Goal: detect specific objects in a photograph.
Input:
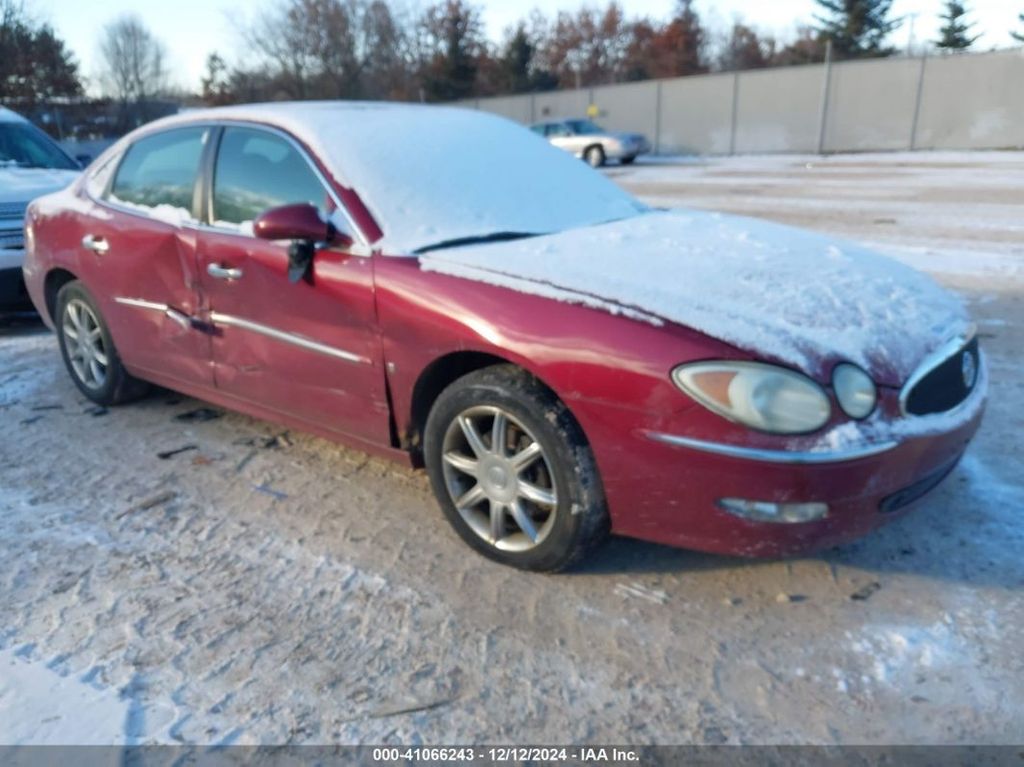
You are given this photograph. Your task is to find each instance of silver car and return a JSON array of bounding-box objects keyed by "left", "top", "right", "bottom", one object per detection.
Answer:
[
  {"left": 530, "top": 118, "right": 650, "bottom": 168},
  {"left": 0, "top": 107, "right": 80, "bottom": 311}
]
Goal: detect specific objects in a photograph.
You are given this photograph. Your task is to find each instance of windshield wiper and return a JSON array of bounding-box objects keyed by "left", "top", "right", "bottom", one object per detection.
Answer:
[{"left": 414, "top": 231, "right": 543, "bottom": 255}]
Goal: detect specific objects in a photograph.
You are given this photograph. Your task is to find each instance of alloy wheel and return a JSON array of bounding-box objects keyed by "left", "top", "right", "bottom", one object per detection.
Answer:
[
  {"left": 62, "top": 298, "right": 108, "bottom": 390},
  {"left": 440, "top": 406, "right": 559, "bottom": 552}
]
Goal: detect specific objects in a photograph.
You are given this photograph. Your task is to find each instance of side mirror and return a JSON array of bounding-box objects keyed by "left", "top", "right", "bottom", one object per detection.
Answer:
[
  {"left": 253, "top": 203, "right": 351, "bottom": 246},
  {"left": 75, "top": 154, "right": 92, "bottom": 168},
  {"left": 253, "top": 203, "right": 354, "bottom": 284}
]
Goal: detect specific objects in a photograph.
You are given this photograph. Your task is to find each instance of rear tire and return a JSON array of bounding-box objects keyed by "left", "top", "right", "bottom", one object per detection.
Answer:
[
  {"left": 620, "top": 156, "right": 636, "bottom": 165},
  {"left": 56, "top": 280, "right": 149, "bottom": 406},
  {"left": 424, "top": 365, "right": 609, "bottom": 572},
  {"left": 584, "top": 145, "right": 606, "bottom": 168}
]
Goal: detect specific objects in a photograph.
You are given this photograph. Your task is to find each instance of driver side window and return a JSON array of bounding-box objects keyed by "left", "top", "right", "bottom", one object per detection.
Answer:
[{"left": 212, "top": 127, "right": 330, "bottom": 230}]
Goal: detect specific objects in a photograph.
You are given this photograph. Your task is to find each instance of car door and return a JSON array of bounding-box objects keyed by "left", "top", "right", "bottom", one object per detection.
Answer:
[
  {"left": 545, "top": 123, "right": 575, "bottom": 153},
  {"left": 86, "top": 126, "right": 211, "bottom": 387},
  {"left": 196, "top": 124, "right": 389, "bottom": 445}
]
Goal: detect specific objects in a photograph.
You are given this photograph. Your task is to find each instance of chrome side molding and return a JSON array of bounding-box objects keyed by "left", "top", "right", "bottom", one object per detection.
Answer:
[
  {"left": 114, "top": 297, "right": 167, "bottom": 312},
  {"left": 210, "top": 312, "right": 370, "bottom": 365},
  {"left": 644, "top": 431, "right": 899, "bottom": 464}
]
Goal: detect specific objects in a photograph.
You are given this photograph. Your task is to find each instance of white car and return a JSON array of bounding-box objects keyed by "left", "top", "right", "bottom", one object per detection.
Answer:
[
  {"left": 530, "top": 118, "right": 650, "bottom": 167},
  {"left": 0, "top": 106, "right": 80, "bottom": 311}
]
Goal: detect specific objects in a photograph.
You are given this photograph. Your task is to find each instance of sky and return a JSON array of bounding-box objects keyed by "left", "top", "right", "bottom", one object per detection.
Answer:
[{"left": 31, "top": 0, "right": 1024, "bottom": 94}]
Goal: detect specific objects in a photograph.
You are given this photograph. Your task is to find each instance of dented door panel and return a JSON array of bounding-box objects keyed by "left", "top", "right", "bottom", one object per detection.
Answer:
[
  {"left": 89, "top": 203, "right": 211, "bottom": 386},
  {"left": 197, "top": 230, "right": 389, "bottom": 444}
]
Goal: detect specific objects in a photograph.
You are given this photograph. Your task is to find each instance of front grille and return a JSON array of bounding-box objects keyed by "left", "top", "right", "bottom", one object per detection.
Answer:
[
  {"left": 0, "top": 201, "right": 28, "bottom": 219},
  {"left": 0, "top": 229, "right": 24, "bottom": 251},
  {"left": 903, "top": 337, "right": 979, "bottom": 416}
]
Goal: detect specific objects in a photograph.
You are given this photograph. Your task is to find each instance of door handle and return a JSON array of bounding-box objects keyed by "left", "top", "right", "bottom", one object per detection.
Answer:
[
  {"left": 207, "top": 263, "right": 243, "bottom": 281},
  {"left": 81, "top": 234, "right": 109, "bottom": 255}
]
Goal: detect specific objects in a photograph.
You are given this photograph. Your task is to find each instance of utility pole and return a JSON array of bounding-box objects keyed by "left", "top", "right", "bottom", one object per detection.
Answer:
[
  {"left": 907, "top": 12, "right": 919, "bottom": 56},
  {"left": 817, "top": 39, "right": 834, "bottom": 155}
]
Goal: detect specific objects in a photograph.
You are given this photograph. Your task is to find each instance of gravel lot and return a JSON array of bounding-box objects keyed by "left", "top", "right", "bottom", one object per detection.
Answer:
[{"left": 1, "top": 151, "right": 1022, "bottom": 746}]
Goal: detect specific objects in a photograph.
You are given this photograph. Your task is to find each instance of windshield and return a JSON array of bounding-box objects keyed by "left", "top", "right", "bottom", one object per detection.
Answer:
[
  {"left": 151, "top": 103, "right": 647, "bottom": 253},
  {"left": 565, "top": 120, "right": 605, "bottom": 136},
  {"left": 252, "top": 104, "right": 645, "bottom": 253},
  {"left": 0, "top": 123, "right": 78, "bottom": 170}
]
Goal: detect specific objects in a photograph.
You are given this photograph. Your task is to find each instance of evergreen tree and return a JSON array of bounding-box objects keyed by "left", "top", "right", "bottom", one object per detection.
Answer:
[
  {"left": 499, "top": 24, "right": 533, "bottom": 93},
  {"left": 419, "top": 0, "right": 484, "bottom": 101},
  {"left": 814, "top": 0, "right": 901, "bottom": 58},
  {"left": 1012, "top": 12, "right": 1024, "bottom": 43},
  {"left": 0, "top": 1, "right": 82, "bottom": 107},
  {"left": 936, "top": 1, "right": 980, "bottom": 50}
]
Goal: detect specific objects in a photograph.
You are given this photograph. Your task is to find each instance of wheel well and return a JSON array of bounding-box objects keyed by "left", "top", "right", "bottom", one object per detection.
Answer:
[
  {"left": 406, "top": 352, "right": 549, "bottom": 462},
  {"left": 44, "top": 268, "right": 77, "bottom": 322}
]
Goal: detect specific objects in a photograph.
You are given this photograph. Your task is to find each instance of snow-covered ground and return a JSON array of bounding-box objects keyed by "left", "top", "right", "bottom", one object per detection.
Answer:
[{"left": 1, "top": 151, "right": 1022, "bottom": 746}]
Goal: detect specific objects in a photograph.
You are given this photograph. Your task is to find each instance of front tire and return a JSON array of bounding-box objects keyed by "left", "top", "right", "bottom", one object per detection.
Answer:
[
  {"left": 584, "top": 145, "right": 606, "bottom": 168},
  {"left": 424, "top": 365, "right": 609, "bottom": 571},
  {"left": 56, "top": 280, "right": 148, "bottom": 405}
]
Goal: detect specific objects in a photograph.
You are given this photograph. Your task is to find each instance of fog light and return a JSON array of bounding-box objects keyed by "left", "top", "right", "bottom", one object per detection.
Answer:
[{"left": 717, "top": 498, "right": 829, "bottom": 524}]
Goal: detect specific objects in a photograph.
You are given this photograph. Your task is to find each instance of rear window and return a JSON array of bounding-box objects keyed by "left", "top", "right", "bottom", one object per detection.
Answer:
[{"left": 110, "top": 127, "right": 208, "bottom": 213}]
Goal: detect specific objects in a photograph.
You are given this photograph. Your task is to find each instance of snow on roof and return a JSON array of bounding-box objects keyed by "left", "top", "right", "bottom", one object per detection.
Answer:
[
  {"left": 145, "top": 101, "right": 646, "bottom": 253},
  {"left": 420, "top": 209, "right": 971, "bottom": 384}
]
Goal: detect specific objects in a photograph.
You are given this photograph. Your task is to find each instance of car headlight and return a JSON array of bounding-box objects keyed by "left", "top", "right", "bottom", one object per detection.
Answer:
[
  {"left": 672, "top": 361, "right": 831, "bottom": 434},
  {"left": 832, "top": 363, "right": 877, "bottom": 419}
]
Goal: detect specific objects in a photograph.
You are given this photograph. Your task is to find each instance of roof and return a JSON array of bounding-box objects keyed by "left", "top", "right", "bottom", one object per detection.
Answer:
[{"left": 144, "top": 101, "right": 644, "bottom": 253}]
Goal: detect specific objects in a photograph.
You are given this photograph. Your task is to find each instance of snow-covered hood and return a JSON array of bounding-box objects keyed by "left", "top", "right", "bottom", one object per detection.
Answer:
[
  {"left": 0, "top": 168, "right": 79, "bottom": 205},
  {"left": 419, "top": 209, "right": 970, "bottom": 386}
]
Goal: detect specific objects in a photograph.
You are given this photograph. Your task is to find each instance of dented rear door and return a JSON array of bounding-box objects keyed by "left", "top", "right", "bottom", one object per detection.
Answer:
[{"left": 90, "top": 126, "right": 212, "bottom": 387}]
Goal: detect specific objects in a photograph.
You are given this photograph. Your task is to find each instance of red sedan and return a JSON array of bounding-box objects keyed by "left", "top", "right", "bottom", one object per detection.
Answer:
[{"left": 22, "top": 103, "right": 986, "bottom": 571}]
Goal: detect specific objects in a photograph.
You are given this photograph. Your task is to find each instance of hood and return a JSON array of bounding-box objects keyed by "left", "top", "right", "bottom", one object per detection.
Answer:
[
  {"left": 0, "top": 168, "right": 80, "bottom": 205},
  {"left": 418, "top": 209, "right": 970, "bottom": 386}
]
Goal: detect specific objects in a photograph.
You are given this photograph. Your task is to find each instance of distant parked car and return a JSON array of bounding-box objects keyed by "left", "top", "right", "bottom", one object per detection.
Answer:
[
  {"left": 0, "top": 107, "right": 81, "bottom": 311},
  {"left": 530, "top": 118, "right": 650, "bottom": 167}
]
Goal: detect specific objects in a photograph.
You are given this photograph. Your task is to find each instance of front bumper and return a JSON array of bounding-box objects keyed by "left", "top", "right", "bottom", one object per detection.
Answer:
[
  {"left": 604, "top": 140, "right": 651, "bottom": 160},
  {"left": 581, "top": 393, "right": 986, "bottom": 557}
]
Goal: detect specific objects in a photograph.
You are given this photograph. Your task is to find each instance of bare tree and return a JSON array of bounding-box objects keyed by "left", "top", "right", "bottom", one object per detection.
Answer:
[
  {"left": 98, "top": 14, "right": 167, "bottom": 109},
  {"left": 243, "top": 0, "right": 362, "bottom": 99}
]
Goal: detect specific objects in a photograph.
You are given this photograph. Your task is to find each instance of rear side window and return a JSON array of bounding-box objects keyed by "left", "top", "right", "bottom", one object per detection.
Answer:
[
  {"left": 212, "top": 127, "right": 329, "bottom": 228},
  {"left": 110, "top": 127, "right": 207, "bottom": 213}
]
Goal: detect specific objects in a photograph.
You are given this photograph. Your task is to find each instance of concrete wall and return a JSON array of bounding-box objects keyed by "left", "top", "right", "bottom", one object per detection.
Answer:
[
  {"left": 462, "top": 48, "right": 1024, "bottom": 155},
  {"left": 914, "top": 50, "right": 1024, "bottom": 150},
  {"left": 823, "top": 56, "right": 922, "bottom": 152},
  {"left": 658, "top": 73, "right": 734, "bottom": 154},
  {"left": 734, "top": 65, "right": 824, "bottom": 153}
]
